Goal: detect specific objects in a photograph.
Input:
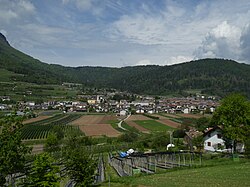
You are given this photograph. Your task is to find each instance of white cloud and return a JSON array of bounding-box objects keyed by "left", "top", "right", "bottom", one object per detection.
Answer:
[
  {"left": 167, "top": 56, "right": 193, "bottom": 65},
  {"left": 136, "top": 59, "right": 153, "bottom": 66},
  {"left": 75, "top": 0, "right": 92, "bottom": 11},
  {"left": 62, "top": 0, "right": 93, "bottom": 11},
  {"left": 194, "top": 21, "right": 241, "bottom": 60},
  {"left": 109, "top": 14, "right": 168, "bottom": 45},
  {"left": 0, "top": 9, "right": 18, "bottom": 22},
  {"left": 240, "top": 24, "right": 250, "bottom": 62},
  {"left": 0, "top": 0, "right": 35, "bottom": 23},
  {"left": 0, "top": 29, "right": 7, "bottom": 36},
  {"left": 19, "top": 0, "right": 35, "bottom": 13}
]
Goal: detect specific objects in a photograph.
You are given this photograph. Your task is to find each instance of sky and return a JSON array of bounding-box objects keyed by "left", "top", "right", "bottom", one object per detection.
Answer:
[{"left": 0, "top": 0, "right": 250, "bottom": 67}]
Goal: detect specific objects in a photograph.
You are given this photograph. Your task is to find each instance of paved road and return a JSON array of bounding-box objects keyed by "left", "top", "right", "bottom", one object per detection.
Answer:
[{"left": 117, "top": 114, "right": 131, "bottom": 131}]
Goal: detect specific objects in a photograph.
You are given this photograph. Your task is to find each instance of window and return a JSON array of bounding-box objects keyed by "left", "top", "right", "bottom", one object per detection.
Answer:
[
  {"left": 207, "top": 142, "right": 211, "bottom": 146},
  {"left": 217, "top": 134, "right": 222, "bottom": 139}
]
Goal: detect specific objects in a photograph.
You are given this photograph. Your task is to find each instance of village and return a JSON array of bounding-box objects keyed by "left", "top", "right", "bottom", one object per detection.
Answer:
[{"left": 0, "top": 90, "right": 219, "bottom": 115}]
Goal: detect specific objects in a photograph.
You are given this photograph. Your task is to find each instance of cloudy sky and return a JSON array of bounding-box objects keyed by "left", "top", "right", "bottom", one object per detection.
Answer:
[{"left": 1, "top": 0, "right": 250, "bottom": 67}]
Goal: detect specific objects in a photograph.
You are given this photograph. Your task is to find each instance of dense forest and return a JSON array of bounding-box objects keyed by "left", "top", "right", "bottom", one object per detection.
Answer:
[{"left": 0, "top": 33, "right": 250, "bottom": 97}]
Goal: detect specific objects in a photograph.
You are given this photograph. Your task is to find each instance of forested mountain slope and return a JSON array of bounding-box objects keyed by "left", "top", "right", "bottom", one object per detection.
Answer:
[{"left": 0, "top": 33, "right": 249, "bottom": 97}]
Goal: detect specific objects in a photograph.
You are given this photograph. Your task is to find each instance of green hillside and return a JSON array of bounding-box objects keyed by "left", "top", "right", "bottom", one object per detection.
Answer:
[
  {"left": 102, "top": 161, "right": 250, "bottom": 187},
  {"left": 0, "top": 33, "right": 250, "bottom": 97}
]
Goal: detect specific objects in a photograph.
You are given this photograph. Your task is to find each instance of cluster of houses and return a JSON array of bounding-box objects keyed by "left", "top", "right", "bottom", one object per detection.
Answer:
[{"left": 0, "top": 93, "right": 219, "bottom": 115}]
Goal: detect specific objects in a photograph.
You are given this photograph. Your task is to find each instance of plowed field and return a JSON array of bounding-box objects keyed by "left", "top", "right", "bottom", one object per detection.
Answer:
[
  {"left": 72, "top": 115, "right": 120, "bottom": 137},
  {"left": 72, "top": 115, "right": 116, "bottom": 125},
  {"left": 79, "top": 124, "right": 121, "bottom": 137},
  {"left": 126, "top": 115, "right": 150, "bottom": 121}
]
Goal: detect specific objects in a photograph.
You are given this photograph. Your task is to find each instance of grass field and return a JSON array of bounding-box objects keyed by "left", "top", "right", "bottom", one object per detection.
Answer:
[
  {"left": 101, "top": 160, "right": 250, "bottom": 187},
  {"left": 134, "top": 120, "right": 173, "bottom": 132}
]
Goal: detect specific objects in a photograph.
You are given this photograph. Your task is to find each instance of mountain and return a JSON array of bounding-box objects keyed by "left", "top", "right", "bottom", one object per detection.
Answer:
[{"left": 0, "top": 33, "right": 250, "bottom": 97}]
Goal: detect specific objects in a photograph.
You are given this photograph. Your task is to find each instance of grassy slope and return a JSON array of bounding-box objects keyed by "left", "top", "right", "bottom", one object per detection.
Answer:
[{"left": 102, "top": 161, "right": 250, "bottom": 187}]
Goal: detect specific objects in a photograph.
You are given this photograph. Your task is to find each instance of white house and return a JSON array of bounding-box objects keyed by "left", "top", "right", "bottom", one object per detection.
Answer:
[
  {"left": 120, "top": 110, "right": 127, "bottom": 116},
  {"left": 203, "top": 127, "right": 224, "bottom": 152},
  {"left": 183, "top": 108, "right": 189, "bottom": 114}
]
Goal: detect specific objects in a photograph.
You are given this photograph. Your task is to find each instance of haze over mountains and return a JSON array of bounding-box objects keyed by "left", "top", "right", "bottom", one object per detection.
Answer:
[{"left": 0, "top": 33, "right": 249, "bottom": 97}]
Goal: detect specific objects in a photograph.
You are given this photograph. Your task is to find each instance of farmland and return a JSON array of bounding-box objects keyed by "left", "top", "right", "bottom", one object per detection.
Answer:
[
  {"left": 21, "top": 114, "right": 82, "bottom": 140},
  {"left": 23, "top": 115, "right": 51, "bottom": 124},
  {"left": 71, "top": 115, "right": 121, "bottom": 137},
  {"left": 19, "top": 113, "right": 207, "bottom": 140},
  {"left": 134, "top": 120, "right": 174, "bottom": 132},
  {"left": 79, "top": 124, "right": 121, "bottom": 137}
]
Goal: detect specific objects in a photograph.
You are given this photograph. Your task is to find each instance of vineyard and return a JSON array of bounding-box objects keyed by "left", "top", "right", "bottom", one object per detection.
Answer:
[{"left": 21, "top": 114, "right": 83, "bottom": 140}]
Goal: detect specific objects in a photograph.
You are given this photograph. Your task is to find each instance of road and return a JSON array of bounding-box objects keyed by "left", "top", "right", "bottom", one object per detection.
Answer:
[{"left": 117, "top": 113, "right": 131, "bottom": 131}]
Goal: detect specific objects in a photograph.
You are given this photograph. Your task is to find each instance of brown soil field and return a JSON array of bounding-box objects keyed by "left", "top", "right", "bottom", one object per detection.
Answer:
[
  {"left": 126, "top": 115, "right": 150, "bottom": 121},
  {"left": 79, "top": 124, "right": 121, "bottom": 137},
  {"left": 177, "top": 113, "right": 203, "bottom": 119},
  {"left": 72, "top": 115, "right": 116, "bottom": 125},
  {"left": 126, "top": 121, "right": 150, "bottom": 133},
  {"left": 23, "top": 116, "right": 50, "bottom": 124},
  {"left": 156, "top": 119, "right": 181, "bottom": 128}
]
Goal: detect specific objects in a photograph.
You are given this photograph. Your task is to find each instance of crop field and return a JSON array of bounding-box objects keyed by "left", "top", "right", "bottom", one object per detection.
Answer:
[
  {"left": 72, "top": 115, "right": 120, "bottom": 137},
  {"left": 23, "top": 115, "right": 51, "bottom": 124},
  {"left": 125, "top": 121, "right": 150, "bottom": 133},
  {"left": 23, "top": 114, "right": 66, "bottom": 125},
  {"left": 71, "top": 115, "right": 116, "bottom": 125},
  {"left": 126, "top": 115, "right": 151, "bottom": 121},
  {"left": 79, "top": 124, "right": 121, "bottom": 137},
  {"left": 157, "top": 119, "right": 181, "bottom": 128},
  {"left": 134, "top": 120, "right": 173, "bottom": 132},
  {"left": 21, "top": 114, "right": 82, "bottom": 140},
  {"left": 151, "top": 114, "right": 181, "bottom": 128},
  {"left": 124, "top": 115, "right": 151, "bottom": 133},
  {"left": 177, "top": 113, "right": 203, "bottom": 119}
]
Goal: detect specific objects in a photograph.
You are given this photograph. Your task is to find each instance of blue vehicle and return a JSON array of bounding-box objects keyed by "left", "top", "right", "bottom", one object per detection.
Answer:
[{"left": 119, "top": 151, "right": 128, "bottom": 158}]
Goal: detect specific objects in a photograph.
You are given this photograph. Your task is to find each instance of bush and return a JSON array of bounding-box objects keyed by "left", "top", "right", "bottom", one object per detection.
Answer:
[{"left": 173, "top": 129, "right": 185, "bottom": 138}]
